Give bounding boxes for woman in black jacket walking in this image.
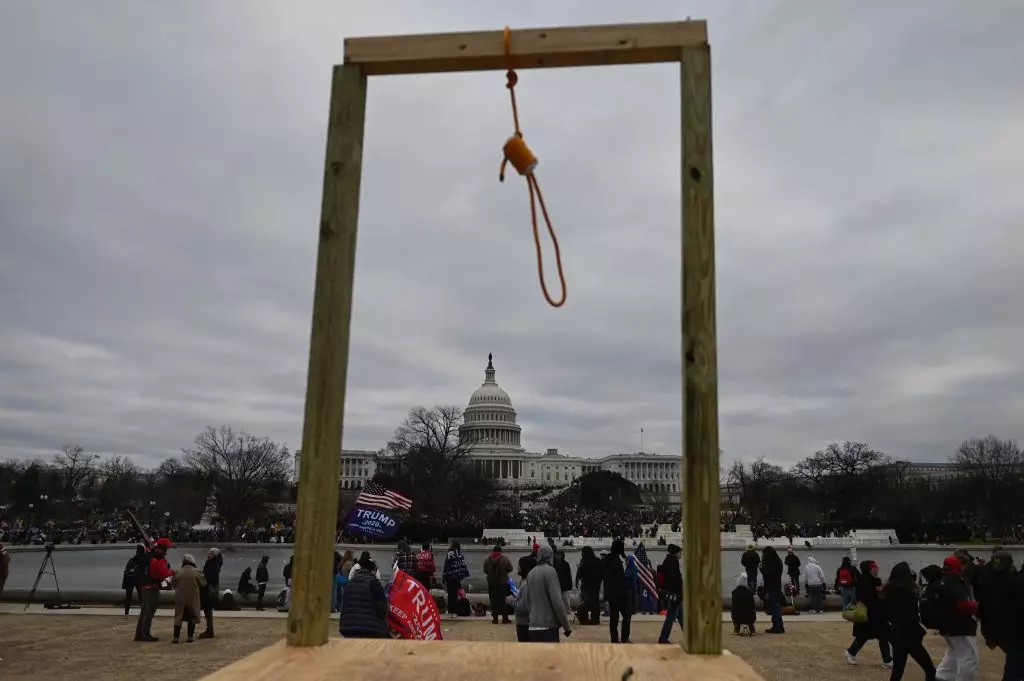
[845,560,893,668]
[883,562,936,681]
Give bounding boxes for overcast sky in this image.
[1,1,1021,472]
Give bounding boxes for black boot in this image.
[172,625,181,643]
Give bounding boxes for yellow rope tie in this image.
[498,25,567,308]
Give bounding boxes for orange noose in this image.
[498,26,567,308]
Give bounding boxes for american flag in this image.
[355,481,413,511]
[634,542,659,600]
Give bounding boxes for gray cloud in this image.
[1,1,1022,471]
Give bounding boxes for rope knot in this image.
[497,25,567,309]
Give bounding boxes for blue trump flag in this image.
[345,506,401,540]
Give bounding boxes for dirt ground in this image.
[0,614,1006,680]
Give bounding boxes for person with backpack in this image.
[134,537,174,642]
[845,560,893,668]
[932,556,979,681]
[415,543,436,588]
[122,544,146,615]
[883,561,936,681]
[836,556,860,609]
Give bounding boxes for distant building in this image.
[294,353,684,504]
[458,354,682,505]
[293,449,380,490]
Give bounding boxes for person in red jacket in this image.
[134,537,175,642]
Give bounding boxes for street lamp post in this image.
[149,500,156,527]
[28,502,34,531]
[163,511,170,536]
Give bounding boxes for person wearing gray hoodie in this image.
[522,545,572,642]
[802,556,826,613]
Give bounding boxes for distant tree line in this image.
[725,436,1024,542]
[0,425,293,530]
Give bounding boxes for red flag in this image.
[387,568,443,640]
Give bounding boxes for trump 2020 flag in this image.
[344,507,400,540]
[387,568,443,640]
[507,575,520,597]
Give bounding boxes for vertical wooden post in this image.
[680,43,720,655]
[287,63,368,647]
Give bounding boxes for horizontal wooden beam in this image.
[201,638,765,681]
[344,21,708,76]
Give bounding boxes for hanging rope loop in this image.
[498,25,567,308]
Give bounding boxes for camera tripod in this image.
[24,545,78,611]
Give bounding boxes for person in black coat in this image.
[575,546,603,625]
[883,561,935,681]
[975,551,1024,677]
[602,538,634,643]
[741,545,761,592]
[760,546,785,634]
[784,548,801,591]
[198,547,222,638]
[122,545,147,615]
[657,544,684,644]
[846,560,893,667]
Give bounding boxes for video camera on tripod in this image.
[24,542,79,611]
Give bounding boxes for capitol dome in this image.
[459,353,523,451]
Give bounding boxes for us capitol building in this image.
[296,354,682,504]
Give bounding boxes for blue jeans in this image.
[658,599,683,642]
[840,586,856,610]
[766,590,783,630]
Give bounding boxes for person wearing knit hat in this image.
[933,555,979,681]
[170,553,206,644]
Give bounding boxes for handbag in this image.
[842,601,868,624]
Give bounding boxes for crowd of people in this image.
[732,543,1022,681]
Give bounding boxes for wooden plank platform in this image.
[201,639,763,681]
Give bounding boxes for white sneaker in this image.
[883,661,893,670]
[845,652,858,665]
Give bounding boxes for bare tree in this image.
[952,436,1024,536]
[387,405,469,460]
[792,441,894,522]
[53,445,100,501]
[183,425,291,528]
[727,458,788,525]
[97,455,140,510]
[381,406,491,518]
